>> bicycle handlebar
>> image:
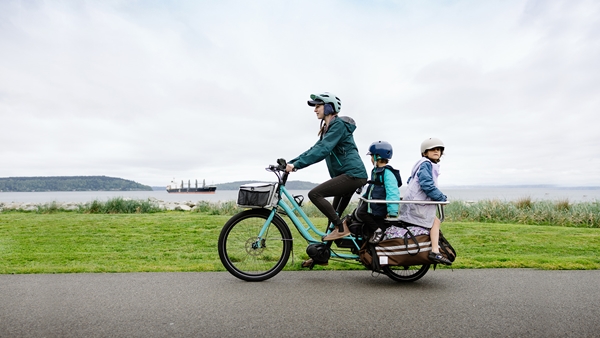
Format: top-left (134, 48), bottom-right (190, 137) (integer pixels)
top-left (266, 158), bottom-right (288, 172)
top-left (265, 159), bottom-right (291, 185)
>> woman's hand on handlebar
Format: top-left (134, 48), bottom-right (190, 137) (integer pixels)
top-left (285, 163), bottom-right (295, 173)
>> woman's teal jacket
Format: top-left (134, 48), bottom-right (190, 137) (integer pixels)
top-left (289, 116), bottom-right (367, 179)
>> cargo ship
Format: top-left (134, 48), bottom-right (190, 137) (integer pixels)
top-left (166, 179), bottom-right (217, 194)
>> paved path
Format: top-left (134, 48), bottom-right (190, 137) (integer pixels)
top-left (1, 269), bottom-right (599, 337)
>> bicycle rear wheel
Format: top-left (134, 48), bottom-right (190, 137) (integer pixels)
top-left (218, 209), bottom-right (292, 282)
top-left (383, 264), bottom-right (430, 283)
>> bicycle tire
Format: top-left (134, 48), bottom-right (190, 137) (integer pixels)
top-left (382, 264), bottom-right (430, 283)
top-left (218, 209), bottom-right (292, 282)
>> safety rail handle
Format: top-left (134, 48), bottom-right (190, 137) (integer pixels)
top-left (359, 197), bottom-right (449, 222)
top-left (359, 197), bottom-right (449, 205)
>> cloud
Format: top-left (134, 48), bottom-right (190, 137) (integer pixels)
top-left (1, 0), bottom-right (599, 187)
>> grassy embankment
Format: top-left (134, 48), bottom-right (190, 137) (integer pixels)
top-left (1, 197), bottom-right (599, 273)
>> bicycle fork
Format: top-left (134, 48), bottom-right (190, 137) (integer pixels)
top-left (251, 209), bottom-right (278, 249)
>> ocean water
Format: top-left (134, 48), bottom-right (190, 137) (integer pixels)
top-left (0, 187), bottom-right (599, 204)
top-left (441, 187), bottom-right (600, 203)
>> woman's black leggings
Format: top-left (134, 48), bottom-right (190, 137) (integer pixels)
top-left (308, 174), bottom-right (367, 228)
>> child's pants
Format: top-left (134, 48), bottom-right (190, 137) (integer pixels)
top-left (356, 201), bottom-right (386, 233)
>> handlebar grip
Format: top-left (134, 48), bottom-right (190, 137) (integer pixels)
top-left (276, 158), bottom-right (287, 171)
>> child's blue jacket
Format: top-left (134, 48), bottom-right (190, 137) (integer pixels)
top-left (364, 165), bottom-right (401, 217)
top-left (411, 161), bottom-right (446, 201)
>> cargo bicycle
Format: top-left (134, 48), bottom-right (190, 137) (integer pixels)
top-left (217, 159), bottom-right (451, 282)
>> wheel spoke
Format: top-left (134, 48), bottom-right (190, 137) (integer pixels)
top-left (218, 209), bottom-right (291, 281)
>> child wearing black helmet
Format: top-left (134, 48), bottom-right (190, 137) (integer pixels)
top-left (356, 141), bottom-right (402, 244)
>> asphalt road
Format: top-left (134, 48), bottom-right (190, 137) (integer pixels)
top-left (1, 269), bottom-right (599, 337)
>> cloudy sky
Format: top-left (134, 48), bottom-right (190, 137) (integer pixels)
top-left (1, 0), bottom-right (599, 187)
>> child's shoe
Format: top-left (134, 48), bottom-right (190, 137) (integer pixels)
top-left (369, 228), bottom-right (384, 244)
top-left (428, 252), bottom-right (452, 265)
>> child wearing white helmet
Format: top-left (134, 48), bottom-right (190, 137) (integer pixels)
top-left (399, 137), bottom-right (452, 265)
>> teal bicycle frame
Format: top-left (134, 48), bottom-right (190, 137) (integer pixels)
top-left (255, 164), bottom-right (448, 261)
top-left (273, 185), bottom-right (362, 259)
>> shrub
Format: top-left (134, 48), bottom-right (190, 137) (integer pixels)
top-left (445, 199), bottom-right (600, 228)
top-left (81, 198), bottom-right (162, 214)
top-left (35, 201), bottom-right (61, 214)
top-left (515, 197), bottom-right (532, 210)
top-left (555, 199), bottom-right (570, 211)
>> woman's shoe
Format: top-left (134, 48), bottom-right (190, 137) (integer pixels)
top-left (322, 223), bottom-right (351, 241)
top-left (301, 258), bottom-right (328, 268)
top-left (428, 252), bottom-right (452, 265)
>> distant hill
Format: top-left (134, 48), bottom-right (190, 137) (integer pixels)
top-left (0, 176), bottom-right (153, 192)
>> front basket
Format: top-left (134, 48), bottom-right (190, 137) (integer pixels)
top-left (236, 182), bottom-right (278, 208)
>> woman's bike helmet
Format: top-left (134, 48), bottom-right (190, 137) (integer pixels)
top-left (367, 141), bottom-right (393, 160)
top-left (307, 92), bottom-right (342, 115)
top-left (420, 137), bottom-right (445, 155)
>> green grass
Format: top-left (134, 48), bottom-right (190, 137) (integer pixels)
top-left (0, 213), bottom-right (226, 273)
top-left (1, 212), bottom-right (599, 274)
top-left (443, 222), bottom-right (600, 269)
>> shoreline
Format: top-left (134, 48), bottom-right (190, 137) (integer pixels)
top-left (0, 197), bottom-right (208, 212)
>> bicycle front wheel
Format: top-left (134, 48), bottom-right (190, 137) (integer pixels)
top-left (383, 264), bottom-right (430, 283)
top-left (218, 209), bottom-right (292, 282)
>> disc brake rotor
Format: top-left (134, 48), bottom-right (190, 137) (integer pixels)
top-left (245, 238), bottom-right (265, 256)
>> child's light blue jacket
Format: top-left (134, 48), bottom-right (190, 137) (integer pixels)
top-left (399, 158), bottom-right (447, 228)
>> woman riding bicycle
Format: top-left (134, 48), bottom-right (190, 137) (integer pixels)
top-left (286, 92), bottom-right (368, 266)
